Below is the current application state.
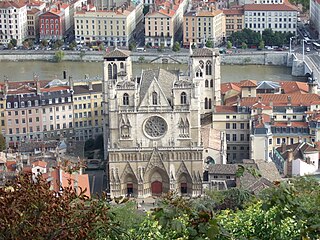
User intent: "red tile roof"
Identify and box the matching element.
[223,9,244,15]
[240,79,257,87]
[0,1,26,8]
[214,105,238,113]
[221,82,241,94]
[33,160,47,168]
[244,3,298,11]
[272,121,308,127]
[280,81,308,94]
[240,94,320,107]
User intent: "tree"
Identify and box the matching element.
[241,42,248,49]
[226,41,232,49]
[205,39,213,48]
[40,39,48,48]
[7,43,13,50]
[0,173,124,239]
[54,50,65,62]
[53,39,64,49]
[69,41,77,50]
[129,42,136,51]
[22,40,29,49]
[138,56,145,63]
[10,39,17,47]
[0,134,5,151]
[258,40,265,50]
[157,43,165,52]
[98,43,105,51]
[84,138,95,151]
[172,41,180,52]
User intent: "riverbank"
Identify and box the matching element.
[0,50,290,66]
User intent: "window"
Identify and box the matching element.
[123,93,129,105]
[232,134,237,141]
[180,92,187,104]
[205,80,209,87]
[240,123,245,129]
[226,123,230,129]
[232,123,237,129]
[152,92,158,105]
[205,61,212,75]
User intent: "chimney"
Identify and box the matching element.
[287,117,291,126]
[281,141,287,153]
[34,73,40,95]
[270,116,275,125]
[287,95,291,106]
[68,76,74,91]
[88,82,93,91]
[167,8,170,14]
[4,77,9,95]
[58,4,60,10]
[286,149,293,177]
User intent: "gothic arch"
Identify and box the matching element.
[206,60,212,75]
[145,167,170,196]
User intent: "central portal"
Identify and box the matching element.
[151,180,163,195]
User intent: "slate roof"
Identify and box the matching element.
[19,141,59,152]
[139,68,179,105]
[206,164,238,175]
[192,48,217,57]
[257,81,280,90]
[276,142,318,161]
[104,49,130,58]
[73,83,102,94]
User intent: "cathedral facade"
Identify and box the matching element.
[102,48,221,198]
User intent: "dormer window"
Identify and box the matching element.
[14,102,18,108]
[27,101,31,107]
[152,92,158,105]
[21,102,25,108]
[7,102,11,108]
[35,100,39,107]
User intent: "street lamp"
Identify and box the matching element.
[289,37,295,54]
[302,39,306,61]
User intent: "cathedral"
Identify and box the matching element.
[102,47,221,198]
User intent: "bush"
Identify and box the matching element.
[54,50,65,62]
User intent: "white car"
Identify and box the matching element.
[306,47,310,52]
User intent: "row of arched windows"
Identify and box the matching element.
[122,92,188,106]
[198,60,212,76]
[204,98,212,109]
[107,62,125,80]
[205,79,214,88]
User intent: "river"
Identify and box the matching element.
[0,61,306,82]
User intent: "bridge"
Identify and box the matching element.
[292,53,320,84]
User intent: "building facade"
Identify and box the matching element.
[183,9,225,48]
[244,3,298,35]
[223,7,244,38]
[0,1,28,45]
[310,0,320,39]
[39,8,65,40]
[73,81,103,141]
[74,2,143,46]
[102,48,222,198]
[27,8,41,40]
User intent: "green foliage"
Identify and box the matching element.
[69,41,77,50]
[99,43,105,51]
[259,40,265,50]
[10,39,17,47]
[54,50,65,62]
[53,39,64,49]
[84,138,95,151]
[230,28,261,48]
[0,134,5,151]
[241,42,248,49]
[7,43,13,50]
[205,39,213,48]
[172,41,181,52]
[226,41,232,49]
[138,56,145,63]
[129,42,136,51]
[157,43,165,52]
[0,173,123,240]
[289,0,309,12]
[262,28,294,46]
[40,39,48,47]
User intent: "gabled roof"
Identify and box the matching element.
[257,81,280,90]
[221,82,241,94]
[192,48,217,57]
[104,49,130,58]
[280,81,308,94]
[207,164,238,175]
[139,68,178,105]
[240,79,257,87]
[32,160,47,168]
[0,1,26,8]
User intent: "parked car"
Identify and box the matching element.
[306,47,311,52]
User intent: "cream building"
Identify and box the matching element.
[74,2,143,46]
[0,1,28,45]
[310,0,320,39]
[102,48,222,198]
[145,0,188,47]
[183,9,225,48]
[244,3,298,35]
[73,81,103,141]
[223,7,244,38]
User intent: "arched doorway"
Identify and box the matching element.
[148,168,170,196]
[178,173,192,195]
[124,174,138,197]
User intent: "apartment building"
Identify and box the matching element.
[239,0,284,4]
[0,1,28,45]
[183,9,225,48]
[218,78,320,163]
[244,3,298,34]
[223,7,244,37]
[73,82,103,141]
[145,0,188,47]
[27,8,41,40]
[74,2,143,46]
[310,0,320,39]
[39,6,66,40]
[4,78,74,148]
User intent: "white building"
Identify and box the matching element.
[244,3,298,35]
[239,0,283,4]
[0,1,28,45]
[310,0,320,39]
